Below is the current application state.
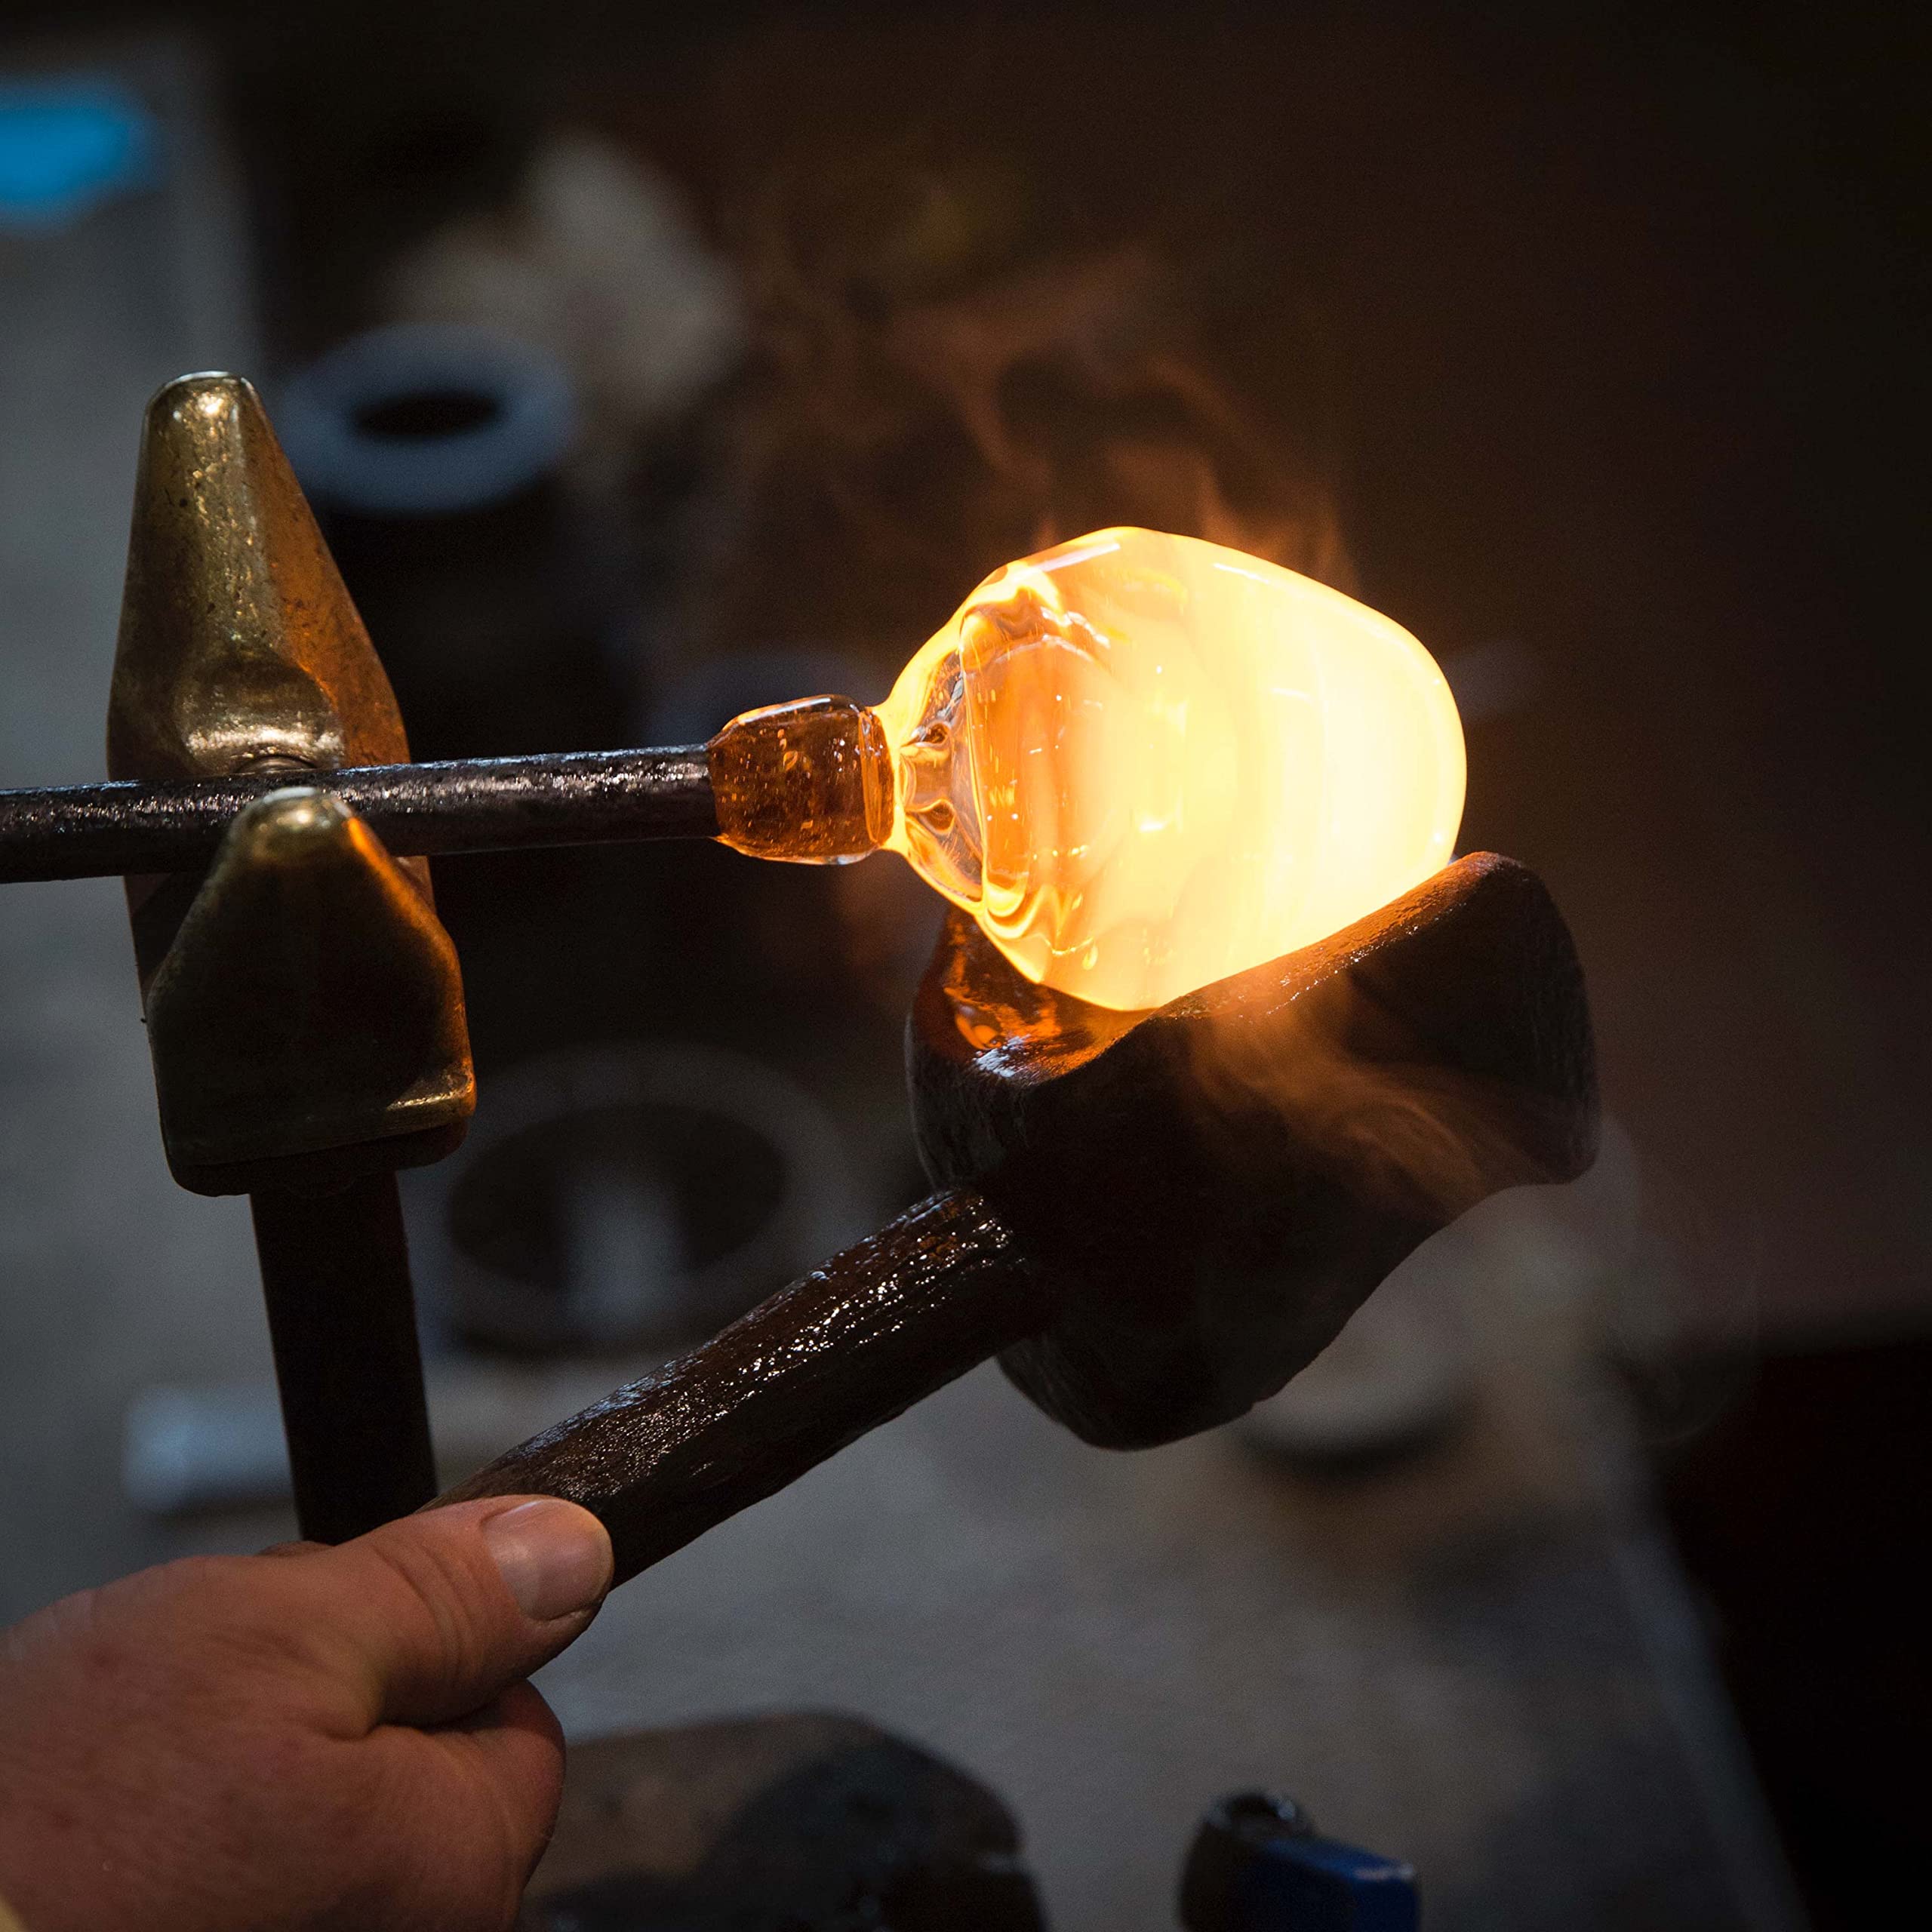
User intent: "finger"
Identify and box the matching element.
[362,1681,568,1917]
[273,1496,612,1730]
[435,1678,568,1833]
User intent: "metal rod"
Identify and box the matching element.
[250,1174,439,1544]
[0,745,717,884]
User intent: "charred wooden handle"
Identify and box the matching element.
[435,1188,1049,1585]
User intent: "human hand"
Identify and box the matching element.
[0,1495,612,1932]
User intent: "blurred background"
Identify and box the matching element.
[1,3,1925,1927]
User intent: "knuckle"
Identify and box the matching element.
[358,1524,504,1702]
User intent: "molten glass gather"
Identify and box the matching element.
[709,528,1466,1011]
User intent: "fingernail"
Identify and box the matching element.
[481,1498,613,1621]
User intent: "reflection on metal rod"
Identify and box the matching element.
[0,745,717,883]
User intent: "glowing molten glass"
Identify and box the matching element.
[711,527,1465,1011]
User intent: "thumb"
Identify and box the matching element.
[276,1496,613,1730]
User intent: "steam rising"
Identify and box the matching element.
[1190,983,1569,1228]
[708,159,1361,683]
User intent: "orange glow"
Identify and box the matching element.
[875,528,1465,1010]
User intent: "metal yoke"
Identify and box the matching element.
[108,372,474,1541]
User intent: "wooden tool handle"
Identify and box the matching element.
[435,1188,1048,1585]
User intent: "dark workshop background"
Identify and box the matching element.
[1,4,1925,1929]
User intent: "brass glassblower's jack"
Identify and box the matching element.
[109,373,474,1543]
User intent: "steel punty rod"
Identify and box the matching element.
[0,745,717,883]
